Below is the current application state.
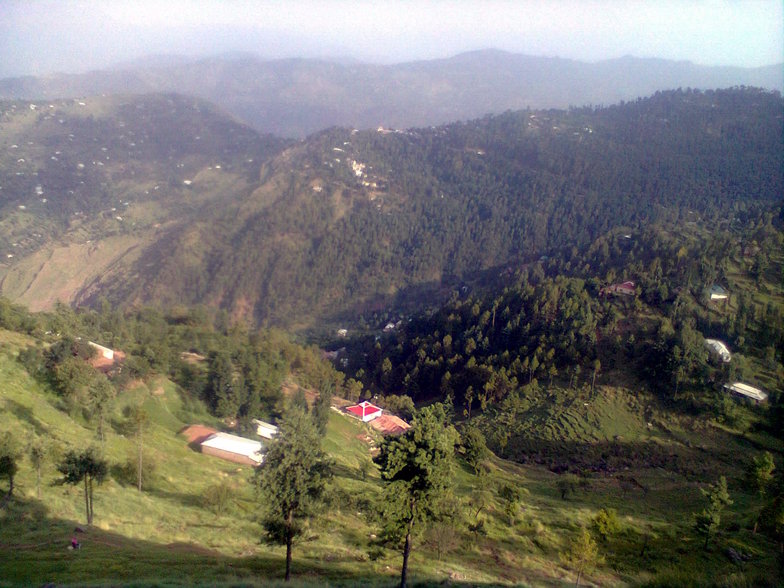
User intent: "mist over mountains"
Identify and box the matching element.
[1,50,781,137]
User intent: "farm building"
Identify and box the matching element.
[724,382,767,404]
[369,414,411,436]
[601,281,636,297]
[252,419,278,440]
[346,401,383,422]
[709,284,729,301]
[88,341,126,372]
[704,339,731,363]
[200,432,264,466]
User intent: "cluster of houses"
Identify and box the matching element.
[182,400,410,467]
[597,280,767,405]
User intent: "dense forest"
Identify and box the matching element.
[1,88,781,328]
[120,87,784,326]
[338,209,784,464]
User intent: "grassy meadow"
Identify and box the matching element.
[0,329,781,587]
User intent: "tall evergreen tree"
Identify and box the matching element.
[375,403,459,588]
[694,476,733,549]
[312,381,333,437]
[254,405,331,582]
[0,431,19,505]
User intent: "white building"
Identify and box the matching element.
[252,419,279,440]
[88,341,114,360]
[724,382,767,404]
[200,432,264,466]
[704,339,731,363]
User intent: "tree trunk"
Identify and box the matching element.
[137,429,143,492]
[84,476,91,525]
[575,565,582,587]
[89,476,95,524]
[285,509,293,582]
[36,465,41,499]
[400,529,412,588]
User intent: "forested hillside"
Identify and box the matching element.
[109,87,783,327]
[0,87,781,330]
[0,94,288,309]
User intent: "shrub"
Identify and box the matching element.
[593,508,621,541]
[202,481,235,515]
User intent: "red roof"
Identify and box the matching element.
[180,424,219,445]
[346,401,383,420]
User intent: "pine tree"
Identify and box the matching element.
[254,405,331,582]
[312,381,333,437]
[694,476,733,549]
[375,403,459,588]
[0,431,18,505]
[561,527,603,587]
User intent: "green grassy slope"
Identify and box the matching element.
[0,332,781,586]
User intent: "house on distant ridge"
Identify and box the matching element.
[601,281,636,297]
[346,401,383,422]
[704,339,731,363]
[709,284,729,301]
[87,341,126,372]
[724,382,767,405]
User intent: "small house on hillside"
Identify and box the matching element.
[724,382,767,405]
[346,401,383,422]
[200,432,264,466]
[252,419,278,440]
[704,339,731,363]
[369,414,411,436]
[601,281,636,297]
[88,341,126,372]
[709,284,729,301]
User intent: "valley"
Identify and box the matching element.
[0,65,781,587]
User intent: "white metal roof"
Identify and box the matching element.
[724,382,767,402]
[201,432,263,461]
[705,339,731,362]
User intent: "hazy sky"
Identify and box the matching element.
[1,0,781,77]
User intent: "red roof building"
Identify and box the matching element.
[346,401,383,422]
[601,281,636,297]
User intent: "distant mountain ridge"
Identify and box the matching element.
[1,50,781,137]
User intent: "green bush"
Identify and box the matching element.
[202,481,235,515]
[593,507,621,541]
